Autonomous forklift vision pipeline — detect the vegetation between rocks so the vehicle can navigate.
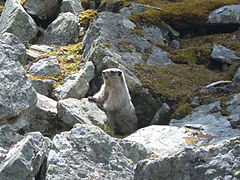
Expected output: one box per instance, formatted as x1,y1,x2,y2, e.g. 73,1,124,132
121,0,240,32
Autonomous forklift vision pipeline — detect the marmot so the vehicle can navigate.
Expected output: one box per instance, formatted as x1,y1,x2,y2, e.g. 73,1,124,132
88,68,138,134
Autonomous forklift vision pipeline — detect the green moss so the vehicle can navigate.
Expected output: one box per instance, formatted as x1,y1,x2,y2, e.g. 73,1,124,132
101,41,111,47
20,0,26,5
78,10,97,28
102,124,128,138
141,47,152,62
170,48,197,64
131,28,144,36
0,5,3,13
117,40,137,52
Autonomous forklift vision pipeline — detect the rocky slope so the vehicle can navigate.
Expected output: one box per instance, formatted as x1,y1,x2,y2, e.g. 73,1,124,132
0,0,240,179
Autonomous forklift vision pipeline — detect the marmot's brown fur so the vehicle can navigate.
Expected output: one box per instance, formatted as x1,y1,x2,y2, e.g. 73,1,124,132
89,68,138,134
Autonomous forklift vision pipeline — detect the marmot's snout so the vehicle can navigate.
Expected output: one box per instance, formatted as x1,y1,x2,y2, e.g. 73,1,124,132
102,69,122,78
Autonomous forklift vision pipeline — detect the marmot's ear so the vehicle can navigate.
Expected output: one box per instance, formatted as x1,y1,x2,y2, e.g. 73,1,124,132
118,71,122,76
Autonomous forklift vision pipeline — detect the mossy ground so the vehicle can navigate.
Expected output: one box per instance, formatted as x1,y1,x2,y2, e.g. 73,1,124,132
25,42,84,88
133,61,238,119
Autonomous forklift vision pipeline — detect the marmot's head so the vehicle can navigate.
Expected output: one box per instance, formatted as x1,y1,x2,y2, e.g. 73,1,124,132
102,68,123,84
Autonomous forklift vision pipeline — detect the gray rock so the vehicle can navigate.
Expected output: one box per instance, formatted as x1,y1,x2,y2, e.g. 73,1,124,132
142,25,168,44
30,44,53,52
210,44,240,64
83,12,172,69
170,99,240,144
0,32,27,65
118,139,150,164
45,124,134,180
170,39,180,50
98,0,123,13
126,125,207,157
0,0,38,46
53,61,94,100
0,125,23,162
34,93,57,121
57,98,107,127
232,66,240,83
26,49,42,61
208,5,240,24
39,12,80,45
0,132,52,180
53,75,88,100
29,93,57,136
0,37,37,120
24,0,59,20
60,0,83,15
31,78,56,97
134,136,240,180
28,56,61,77
150,103,171,125
120,3,145,16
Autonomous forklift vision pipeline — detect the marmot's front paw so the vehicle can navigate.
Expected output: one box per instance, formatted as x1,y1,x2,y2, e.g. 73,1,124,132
88,96,97,102
97,104,106,113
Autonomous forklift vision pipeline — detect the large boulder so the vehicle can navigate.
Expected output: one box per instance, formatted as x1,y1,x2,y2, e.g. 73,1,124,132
39,12,80,45
45,124,147,179
28,56,62,77
0,0,38,46
208,5,240,24
28,93,58,136
0,132,52,180
232,66,240,83
57,98,107,127
60,0,84,15
0,32,27,65
31,79,56,97
23,0,59,20
0,125,23,162
134,136,240,180
0,33,37,120
210,44,240,64
170,96,240,144
53,61,95,100
83,12,172,69
125,125,209,157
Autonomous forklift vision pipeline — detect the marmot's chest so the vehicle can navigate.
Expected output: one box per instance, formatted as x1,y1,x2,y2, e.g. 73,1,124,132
104,86,128,111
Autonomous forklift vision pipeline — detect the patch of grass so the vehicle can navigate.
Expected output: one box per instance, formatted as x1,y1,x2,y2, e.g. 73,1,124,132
134,63,229,119
169,30,240,65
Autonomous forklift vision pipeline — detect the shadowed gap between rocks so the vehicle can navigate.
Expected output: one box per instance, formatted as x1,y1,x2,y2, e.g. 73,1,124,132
178,24,240,38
